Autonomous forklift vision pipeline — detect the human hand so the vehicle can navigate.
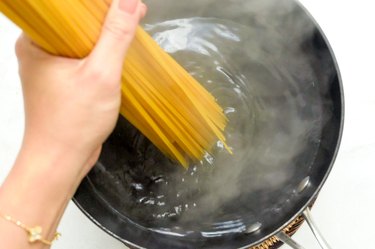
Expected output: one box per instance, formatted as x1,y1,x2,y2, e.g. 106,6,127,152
16,0,147,180
0,1,146,248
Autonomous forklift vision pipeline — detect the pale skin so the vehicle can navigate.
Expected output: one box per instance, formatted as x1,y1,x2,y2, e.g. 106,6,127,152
0,0,147,248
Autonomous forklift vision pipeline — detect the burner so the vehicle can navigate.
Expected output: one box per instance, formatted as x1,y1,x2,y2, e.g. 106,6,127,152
250,216,305,249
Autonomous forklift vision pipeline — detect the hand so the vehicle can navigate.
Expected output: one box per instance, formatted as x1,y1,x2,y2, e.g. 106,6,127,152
0,1,146,248
16,0,147,180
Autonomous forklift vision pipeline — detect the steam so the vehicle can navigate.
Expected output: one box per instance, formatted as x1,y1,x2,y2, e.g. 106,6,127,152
144,0,323,227
91,0,336,237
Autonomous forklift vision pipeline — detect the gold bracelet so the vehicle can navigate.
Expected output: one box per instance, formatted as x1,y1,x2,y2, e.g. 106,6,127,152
0,213,61,245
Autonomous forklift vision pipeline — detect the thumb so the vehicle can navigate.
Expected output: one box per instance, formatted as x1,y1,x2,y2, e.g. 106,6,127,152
88,0,146,74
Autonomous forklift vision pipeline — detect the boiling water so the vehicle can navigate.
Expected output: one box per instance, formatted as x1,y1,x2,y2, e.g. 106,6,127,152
88,17,323,237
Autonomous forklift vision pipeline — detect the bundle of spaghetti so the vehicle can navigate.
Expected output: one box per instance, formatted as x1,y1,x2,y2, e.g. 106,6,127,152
0,0,231,167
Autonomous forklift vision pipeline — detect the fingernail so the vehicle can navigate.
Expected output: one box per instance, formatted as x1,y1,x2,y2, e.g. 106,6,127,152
119,0,138,14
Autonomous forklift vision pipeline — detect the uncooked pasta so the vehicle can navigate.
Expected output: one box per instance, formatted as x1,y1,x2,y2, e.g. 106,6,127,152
0,0,231,167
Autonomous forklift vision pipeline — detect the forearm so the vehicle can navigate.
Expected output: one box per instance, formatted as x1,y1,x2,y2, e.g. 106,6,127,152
0,138,91,249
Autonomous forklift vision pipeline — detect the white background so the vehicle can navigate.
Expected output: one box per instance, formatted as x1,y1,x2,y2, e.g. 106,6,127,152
1,0,374,248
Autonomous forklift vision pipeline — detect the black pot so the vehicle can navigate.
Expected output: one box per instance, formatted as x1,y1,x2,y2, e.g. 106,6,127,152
74,0,343,248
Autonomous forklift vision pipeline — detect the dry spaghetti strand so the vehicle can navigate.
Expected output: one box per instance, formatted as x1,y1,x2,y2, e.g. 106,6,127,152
0,0,232,168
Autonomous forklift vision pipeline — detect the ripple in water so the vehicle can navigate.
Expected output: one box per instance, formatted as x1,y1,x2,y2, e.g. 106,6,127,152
88,17,323,237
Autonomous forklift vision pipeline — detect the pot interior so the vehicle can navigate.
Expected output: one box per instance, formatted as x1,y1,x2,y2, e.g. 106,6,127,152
74,0,343,248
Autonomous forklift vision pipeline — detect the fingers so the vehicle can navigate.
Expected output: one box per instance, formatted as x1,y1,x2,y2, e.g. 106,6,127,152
15,34,51,64
15,34,31,60
88,0,147,76
140,3,147,18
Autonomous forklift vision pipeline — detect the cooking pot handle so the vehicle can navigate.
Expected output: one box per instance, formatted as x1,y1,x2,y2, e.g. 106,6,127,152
275,208,331,249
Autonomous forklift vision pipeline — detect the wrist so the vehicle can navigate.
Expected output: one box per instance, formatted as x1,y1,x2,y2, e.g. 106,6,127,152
0,132,94,212
0,134,94,246
0,134,88,210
